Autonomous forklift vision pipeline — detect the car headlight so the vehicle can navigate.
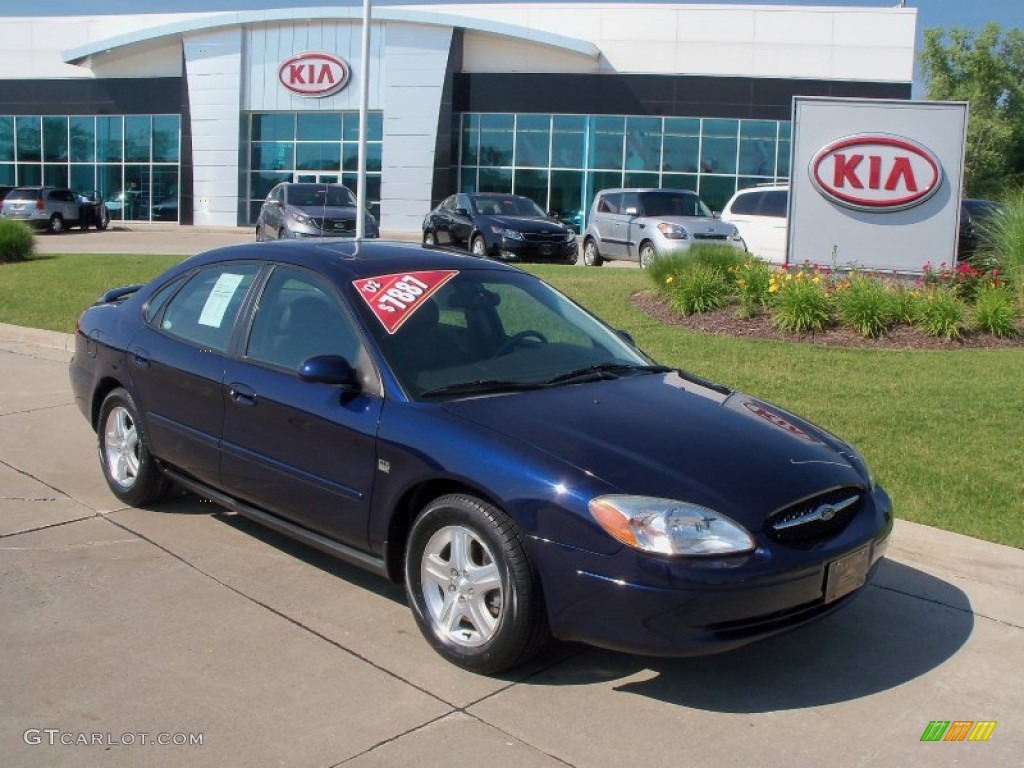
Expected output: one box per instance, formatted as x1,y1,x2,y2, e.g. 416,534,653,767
729,229,743,242
491,226,524,240
566,230,578,242
842,444,876,490
657,222,689,240
291,212,317,227
589,495,756,555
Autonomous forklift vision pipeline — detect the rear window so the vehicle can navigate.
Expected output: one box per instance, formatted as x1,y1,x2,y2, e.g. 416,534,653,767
729,191,762,215
7,189,40,201
760,190,788,217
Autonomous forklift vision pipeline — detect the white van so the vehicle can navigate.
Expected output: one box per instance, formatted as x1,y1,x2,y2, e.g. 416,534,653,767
720,185,789,264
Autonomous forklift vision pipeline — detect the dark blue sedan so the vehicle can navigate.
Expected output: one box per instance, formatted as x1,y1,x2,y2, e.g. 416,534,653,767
69,240,892,673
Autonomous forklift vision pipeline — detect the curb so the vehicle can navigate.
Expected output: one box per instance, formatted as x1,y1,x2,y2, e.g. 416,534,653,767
0,322,75,352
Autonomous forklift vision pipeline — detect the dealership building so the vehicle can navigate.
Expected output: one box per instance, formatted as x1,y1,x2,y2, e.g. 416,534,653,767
0,2,917,232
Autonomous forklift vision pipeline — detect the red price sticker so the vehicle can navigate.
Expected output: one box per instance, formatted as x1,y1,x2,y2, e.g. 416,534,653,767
353,270,459,334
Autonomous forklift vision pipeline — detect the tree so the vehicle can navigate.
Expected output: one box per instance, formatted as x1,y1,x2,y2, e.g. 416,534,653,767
918,23,1024,198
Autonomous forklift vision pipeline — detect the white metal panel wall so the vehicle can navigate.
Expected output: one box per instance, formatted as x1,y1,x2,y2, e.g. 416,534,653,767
185,28,243,227
380,23,454,233
243,21,385,112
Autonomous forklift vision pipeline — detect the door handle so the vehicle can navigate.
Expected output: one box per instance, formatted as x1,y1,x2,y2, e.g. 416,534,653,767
228,382,257,407
131,349,150,368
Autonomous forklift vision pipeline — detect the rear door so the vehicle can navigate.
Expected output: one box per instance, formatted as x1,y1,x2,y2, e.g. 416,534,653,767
726,190,788,264
591,193,627,259
220,265,382,548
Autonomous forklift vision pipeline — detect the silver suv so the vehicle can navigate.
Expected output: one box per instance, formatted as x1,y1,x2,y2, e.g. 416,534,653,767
582,188,744,268
255,182,379,240
1,186,84,233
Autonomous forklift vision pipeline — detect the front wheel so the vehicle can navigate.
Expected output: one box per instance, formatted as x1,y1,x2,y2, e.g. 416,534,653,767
96,209,110,230
639,242,657,269
423,230,437,246
97,388,167,506
405,494,548,674
583,238,603,267
48,215,65,234
470,235,488,258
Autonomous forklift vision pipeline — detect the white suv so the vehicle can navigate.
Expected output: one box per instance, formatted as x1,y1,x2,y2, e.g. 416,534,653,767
582,188,744,268
719,185,789,264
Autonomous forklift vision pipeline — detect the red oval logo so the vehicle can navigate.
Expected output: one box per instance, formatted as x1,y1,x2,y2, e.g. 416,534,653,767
278,52,350,98
809,134,942,212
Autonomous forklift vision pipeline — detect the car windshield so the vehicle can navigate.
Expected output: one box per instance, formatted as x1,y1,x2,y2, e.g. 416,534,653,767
352,269,655,399
290,185,356,208
472,196,547,218
639,191,711,218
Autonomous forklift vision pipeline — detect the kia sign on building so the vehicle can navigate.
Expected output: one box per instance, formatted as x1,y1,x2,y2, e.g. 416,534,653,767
278,52,350,98
789,97,968,272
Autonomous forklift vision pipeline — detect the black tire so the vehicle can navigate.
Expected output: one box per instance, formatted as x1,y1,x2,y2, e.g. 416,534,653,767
97,388,167,506
97,210,110,231
405,494,548,674
255,225,264,242
423,230,437,246
470,235,488,258
583,238,603,267
48,215,65,234
278,228,288,240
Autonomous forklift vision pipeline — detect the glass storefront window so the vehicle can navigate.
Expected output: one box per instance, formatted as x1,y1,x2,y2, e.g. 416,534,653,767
0,116,13,162
297,142,341,171
0,164,15,185
15,116,41,162
739,120,777,177
698,175,738,214
589,116,624,170
70,117,95,162
663,118,700,173
479,167,513,192
70,165,95,195
479,114,514,167
549,170,584,232
252,142,294,171
700,119,738,175
97,117,123,162
514,114,550,168
298,113,342,141
125,116,151,162
625,117,660,172
252,113,294,141
43,117,68,162
513,168,548,208
152,116,179,163
551,115,585,169
43,165,68,188
461,114,479,165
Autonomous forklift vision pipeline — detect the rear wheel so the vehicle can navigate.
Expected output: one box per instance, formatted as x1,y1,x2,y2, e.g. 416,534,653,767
96,209,110,230
48,215,65,234
583,238,603,267
423,230,437,246
97,388,167,506
470,235,488,258
405,494,548,674
255,225,265,242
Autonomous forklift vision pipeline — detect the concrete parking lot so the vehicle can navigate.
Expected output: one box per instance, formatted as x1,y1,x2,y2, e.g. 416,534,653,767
1,227,1022,766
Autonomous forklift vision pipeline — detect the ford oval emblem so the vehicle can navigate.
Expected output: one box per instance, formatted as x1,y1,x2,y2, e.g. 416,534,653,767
809,134,942,212
278,51,350,98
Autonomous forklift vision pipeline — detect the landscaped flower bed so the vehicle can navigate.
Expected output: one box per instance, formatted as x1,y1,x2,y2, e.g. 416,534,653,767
645,245,1022,345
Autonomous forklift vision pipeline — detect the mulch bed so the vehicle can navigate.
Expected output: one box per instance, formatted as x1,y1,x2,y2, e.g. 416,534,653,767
630,291,1024,351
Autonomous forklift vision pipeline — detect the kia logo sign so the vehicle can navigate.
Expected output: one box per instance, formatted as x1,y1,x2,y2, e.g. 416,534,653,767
810,134,942,212
278,52,350,98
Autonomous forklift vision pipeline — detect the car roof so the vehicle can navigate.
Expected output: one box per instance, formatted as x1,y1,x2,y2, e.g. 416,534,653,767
598,188,699,195
173,239,521,284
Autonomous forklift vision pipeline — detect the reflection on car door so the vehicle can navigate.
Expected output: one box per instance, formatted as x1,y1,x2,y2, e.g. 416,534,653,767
447,194,474,247
620,191,644,261
220,266,382,549
593,193,627,259
129,263,261,487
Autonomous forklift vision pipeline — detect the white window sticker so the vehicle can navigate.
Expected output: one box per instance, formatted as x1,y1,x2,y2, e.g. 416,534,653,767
198,273,245,328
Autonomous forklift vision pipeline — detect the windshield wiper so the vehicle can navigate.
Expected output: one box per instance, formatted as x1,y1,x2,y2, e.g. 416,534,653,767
419,379,546,398
544,363,672,386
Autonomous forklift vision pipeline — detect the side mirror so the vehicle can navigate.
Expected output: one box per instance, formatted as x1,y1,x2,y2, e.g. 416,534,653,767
616,329,636,346
298,355,360,390
624,206,639,216
454,207,470,217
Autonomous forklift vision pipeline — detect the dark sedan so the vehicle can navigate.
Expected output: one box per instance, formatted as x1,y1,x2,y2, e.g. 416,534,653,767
70,240,891,673
422,193,578,264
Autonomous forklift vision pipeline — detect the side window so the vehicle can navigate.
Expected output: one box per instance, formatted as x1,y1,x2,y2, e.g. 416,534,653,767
246,267,362,372
620,192,639,214
760,190,789,218
455,194,471,212
729,191,761,216
441,196,456,213
144,275,188,325
159,264,260,352
597,194,620,214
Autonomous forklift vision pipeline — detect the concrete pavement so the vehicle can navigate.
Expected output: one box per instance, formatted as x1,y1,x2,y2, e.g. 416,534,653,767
1,322,1021,767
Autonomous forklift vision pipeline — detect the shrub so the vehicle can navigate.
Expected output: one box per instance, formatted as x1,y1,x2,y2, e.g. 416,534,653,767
979,186,1024,309
684,244,748,281
769,266,831,334
0,219,35,263
916,288,966,340
888,283,921,325
646,252,691,293
731,259,773,318
833,272,893,338
972,282,1018,337
669,263,729,316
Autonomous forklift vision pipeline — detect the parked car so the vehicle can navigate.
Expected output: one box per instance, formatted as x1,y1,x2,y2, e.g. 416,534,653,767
69,240,891,673
1,186,87,233
256,182,379,240
720,184,789,264
958,198,1005,261
76,191,111,230
422,193,578,264
583,188,744,268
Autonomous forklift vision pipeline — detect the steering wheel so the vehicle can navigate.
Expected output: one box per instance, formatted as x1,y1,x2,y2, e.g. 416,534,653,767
496,330,548,356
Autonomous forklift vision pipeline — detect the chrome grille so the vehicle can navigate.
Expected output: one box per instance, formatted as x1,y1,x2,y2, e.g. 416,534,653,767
522,231,567,245
765,487,862,543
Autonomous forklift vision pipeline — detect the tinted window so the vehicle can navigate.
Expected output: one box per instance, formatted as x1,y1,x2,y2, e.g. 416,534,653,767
246,267,361,371
159,264,260,352
729,191,762,215
596,194,620,214
638,191,709,218
760,190,788,217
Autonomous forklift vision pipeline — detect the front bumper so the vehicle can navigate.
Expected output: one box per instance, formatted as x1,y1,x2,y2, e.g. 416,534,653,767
494,237,578,263
536,490,892,656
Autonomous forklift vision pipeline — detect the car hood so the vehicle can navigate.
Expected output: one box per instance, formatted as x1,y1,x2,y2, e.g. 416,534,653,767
484,215,569,235
294,205,359,219
440,372,866,525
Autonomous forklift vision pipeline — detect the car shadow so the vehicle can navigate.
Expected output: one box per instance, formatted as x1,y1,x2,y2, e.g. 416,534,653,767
519,560,974,711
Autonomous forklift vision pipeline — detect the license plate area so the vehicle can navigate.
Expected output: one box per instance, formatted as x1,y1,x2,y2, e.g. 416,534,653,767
824,545,871,603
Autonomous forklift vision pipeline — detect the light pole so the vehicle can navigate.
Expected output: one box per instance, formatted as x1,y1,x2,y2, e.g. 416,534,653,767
355,0,372,240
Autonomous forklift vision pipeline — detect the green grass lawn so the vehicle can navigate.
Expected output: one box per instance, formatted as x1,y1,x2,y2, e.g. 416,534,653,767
2,253,1021,548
